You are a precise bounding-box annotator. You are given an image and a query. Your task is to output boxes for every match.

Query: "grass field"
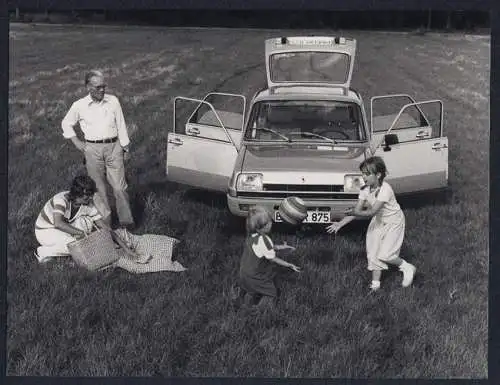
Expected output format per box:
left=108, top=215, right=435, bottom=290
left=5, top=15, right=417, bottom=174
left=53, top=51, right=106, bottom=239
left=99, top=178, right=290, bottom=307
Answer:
left=7, top=23, right=489, bottom=377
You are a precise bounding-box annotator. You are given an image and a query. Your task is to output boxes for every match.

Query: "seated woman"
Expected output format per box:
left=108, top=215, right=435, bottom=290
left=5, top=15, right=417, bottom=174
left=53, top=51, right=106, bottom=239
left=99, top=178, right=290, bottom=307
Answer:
left=34, top=175, right=108, bottom=263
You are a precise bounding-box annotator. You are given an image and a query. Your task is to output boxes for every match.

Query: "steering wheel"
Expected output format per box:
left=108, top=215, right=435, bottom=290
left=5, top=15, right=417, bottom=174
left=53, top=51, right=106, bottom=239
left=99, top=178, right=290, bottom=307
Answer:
left=314, top=127, right=351, bottom=140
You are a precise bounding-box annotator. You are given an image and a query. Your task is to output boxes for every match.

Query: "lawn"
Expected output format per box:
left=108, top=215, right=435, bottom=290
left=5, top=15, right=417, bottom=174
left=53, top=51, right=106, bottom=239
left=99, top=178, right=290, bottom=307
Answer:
left=7, top=23, right=489, bottom=377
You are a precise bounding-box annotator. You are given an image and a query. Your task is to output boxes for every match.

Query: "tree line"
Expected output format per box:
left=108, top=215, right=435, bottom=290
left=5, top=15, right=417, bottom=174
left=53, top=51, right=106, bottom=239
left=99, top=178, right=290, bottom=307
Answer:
left=10, top=9, right=490, bottom=31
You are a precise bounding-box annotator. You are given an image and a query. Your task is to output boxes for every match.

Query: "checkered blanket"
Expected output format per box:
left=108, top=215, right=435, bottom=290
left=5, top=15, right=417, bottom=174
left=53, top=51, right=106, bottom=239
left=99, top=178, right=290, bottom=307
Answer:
left=111, top=229, right=187, bottom=274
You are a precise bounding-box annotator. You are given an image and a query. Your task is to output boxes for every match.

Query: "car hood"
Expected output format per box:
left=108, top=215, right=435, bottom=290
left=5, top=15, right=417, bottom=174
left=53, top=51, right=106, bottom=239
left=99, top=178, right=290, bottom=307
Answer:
left=241, top=143, right=367, bottom=172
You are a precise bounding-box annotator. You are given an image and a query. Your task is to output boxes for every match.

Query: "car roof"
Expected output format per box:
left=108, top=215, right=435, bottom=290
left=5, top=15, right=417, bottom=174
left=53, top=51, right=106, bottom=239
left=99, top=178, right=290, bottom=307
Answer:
left=253, top=86, right=362, bottom=103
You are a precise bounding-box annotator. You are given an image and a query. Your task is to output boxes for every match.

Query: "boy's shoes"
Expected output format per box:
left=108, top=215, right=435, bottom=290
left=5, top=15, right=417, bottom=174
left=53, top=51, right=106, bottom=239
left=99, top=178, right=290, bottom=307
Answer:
left=400, top=262, right=417, bottom=287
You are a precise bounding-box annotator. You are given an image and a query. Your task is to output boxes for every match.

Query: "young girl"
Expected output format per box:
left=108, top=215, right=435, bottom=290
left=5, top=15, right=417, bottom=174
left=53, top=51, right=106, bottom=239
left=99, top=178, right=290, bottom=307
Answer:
left=326, top=156, right=416, bottom=291
left=235, top=206, right=301, bottom=308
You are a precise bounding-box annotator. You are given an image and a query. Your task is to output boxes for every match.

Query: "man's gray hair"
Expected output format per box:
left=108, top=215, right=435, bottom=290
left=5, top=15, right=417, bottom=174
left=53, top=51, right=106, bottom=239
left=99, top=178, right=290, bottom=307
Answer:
left=85, top=70, right=104, bottom=86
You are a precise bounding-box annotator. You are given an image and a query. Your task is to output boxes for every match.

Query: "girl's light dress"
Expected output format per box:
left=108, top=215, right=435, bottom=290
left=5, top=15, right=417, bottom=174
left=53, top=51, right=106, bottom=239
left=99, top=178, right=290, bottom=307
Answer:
left=359, top=181, right=405, bottom=271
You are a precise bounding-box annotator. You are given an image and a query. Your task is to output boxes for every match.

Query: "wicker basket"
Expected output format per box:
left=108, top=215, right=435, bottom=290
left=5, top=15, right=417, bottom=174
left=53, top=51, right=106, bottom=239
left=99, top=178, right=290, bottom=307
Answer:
left=67, top=225, right=121, bottom=271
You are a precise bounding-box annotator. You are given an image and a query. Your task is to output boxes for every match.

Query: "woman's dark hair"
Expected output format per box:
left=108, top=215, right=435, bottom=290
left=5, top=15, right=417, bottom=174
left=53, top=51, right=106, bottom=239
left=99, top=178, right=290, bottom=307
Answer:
left=359, top=156, right=387, bottom=183
left=68, top=175, right=97, bottom=202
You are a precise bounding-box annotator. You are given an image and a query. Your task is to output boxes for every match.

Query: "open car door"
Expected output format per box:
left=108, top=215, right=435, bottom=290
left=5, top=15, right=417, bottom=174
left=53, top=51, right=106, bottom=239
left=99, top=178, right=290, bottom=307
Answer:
left=185, top=92, right=246, bottom=146
left=166, top=96, right=241, bottom=192
left=370, top=94, right=434, bottom=145
left=265, top=36, right=356, bottom=91
left=371, top=100, right=448, bottom=194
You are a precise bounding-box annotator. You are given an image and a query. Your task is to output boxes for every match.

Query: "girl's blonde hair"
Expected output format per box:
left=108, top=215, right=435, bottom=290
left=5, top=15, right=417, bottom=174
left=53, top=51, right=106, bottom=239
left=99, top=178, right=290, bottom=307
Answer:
left=246, top=205, right=272, bottom=234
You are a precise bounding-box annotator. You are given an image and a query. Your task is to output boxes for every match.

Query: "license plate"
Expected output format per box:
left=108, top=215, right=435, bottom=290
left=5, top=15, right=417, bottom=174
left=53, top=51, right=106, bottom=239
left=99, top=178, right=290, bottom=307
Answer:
left=275, top=210, right=332, bottom=224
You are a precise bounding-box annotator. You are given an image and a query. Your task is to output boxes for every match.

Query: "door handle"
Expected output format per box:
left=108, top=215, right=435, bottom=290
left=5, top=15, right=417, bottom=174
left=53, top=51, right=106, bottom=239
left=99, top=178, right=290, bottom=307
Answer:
left=431, top=142, right=447, bottom=150
left=187, top=127, right=200, bottom=135
left=168, top=137, right=183, bottom=146
left=416, top=130, right=430, bottom=138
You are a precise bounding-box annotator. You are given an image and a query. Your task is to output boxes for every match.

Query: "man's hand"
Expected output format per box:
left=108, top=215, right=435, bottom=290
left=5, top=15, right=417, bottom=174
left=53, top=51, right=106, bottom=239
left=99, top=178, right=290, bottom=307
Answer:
left=72, top=139, right=87, bottom=152
left=70, top=136, right=86, bottom=152
left=123, top=147, right=130, bottom=161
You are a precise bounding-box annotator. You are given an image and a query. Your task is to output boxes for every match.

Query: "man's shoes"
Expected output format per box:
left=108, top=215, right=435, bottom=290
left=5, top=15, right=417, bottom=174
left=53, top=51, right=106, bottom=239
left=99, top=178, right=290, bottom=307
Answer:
left=120, top=223, right=136, bottom=232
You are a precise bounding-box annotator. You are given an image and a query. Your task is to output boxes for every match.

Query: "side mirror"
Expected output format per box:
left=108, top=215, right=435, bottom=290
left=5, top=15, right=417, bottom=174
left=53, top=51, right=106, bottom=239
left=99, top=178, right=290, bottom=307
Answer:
left=383, top=133, right=399, bottom=152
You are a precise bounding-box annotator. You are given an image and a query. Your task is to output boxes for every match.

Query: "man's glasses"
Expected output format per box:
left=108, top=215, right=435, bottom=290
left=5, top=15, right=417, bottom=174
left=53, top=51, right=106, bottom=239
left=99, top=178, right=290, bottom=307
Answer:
left=91, top=85, right=106, bottom=90
left=82, top=189, right=95, bottom=197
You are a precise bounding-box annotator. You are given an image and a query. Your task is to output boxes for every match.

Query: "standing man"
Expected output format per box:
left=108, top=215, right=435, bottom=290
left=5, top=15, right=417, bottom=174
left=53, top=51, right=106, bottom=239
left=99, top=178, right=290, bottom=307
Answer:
left=62, top=70, right=135, bottom=229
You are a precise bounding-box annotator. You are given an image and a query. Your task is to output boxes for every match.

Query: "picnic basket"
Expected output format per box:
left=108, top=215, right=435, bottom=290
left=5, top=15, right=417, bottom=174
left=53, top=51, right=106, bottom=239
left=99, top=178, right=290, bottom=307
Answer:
left=67, top=224, right=121, bottom=271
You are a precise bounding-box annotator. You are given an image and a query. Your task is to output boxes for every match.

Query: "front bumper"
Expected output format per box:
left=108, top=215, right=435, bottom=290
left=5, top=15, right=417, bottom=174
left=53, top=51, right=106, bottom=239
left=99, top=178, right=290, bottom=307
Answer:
left=227, top=194, right=358, bottom=220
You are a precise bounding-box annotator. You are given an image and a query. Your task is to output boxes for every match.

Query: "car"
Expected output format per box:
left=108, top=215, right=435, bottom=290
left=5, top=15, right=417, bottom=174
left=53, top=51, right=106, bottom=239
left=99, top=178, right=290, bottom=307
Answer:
left=166, top=36, right=449, bottom=224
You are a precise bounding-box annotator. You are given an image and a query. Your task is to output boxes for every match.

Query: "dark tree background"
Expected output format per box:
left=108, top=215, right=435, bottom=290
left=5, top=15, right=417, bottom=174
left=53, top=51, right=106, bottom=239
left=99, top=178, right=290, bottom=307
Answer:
left=7, top=0, right=491, bottom=31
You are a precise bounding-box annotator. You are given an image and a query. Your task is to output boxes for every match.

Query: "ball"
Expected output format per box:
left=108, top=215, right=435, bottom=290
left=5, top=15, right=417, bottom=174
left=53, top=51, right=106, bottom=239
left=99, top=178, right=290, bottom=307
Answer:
left=278, top=196, right=307, bottom=225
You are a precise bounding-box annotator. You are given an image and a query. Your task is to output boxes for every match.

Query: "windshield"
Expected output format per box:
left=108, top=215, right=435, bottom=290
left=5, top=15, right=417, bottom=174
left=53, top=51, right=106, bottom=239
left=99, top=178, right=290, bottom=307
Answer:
left=245, top=100, right=366, bottom=142
left=270, top=52, right=350, bottom=84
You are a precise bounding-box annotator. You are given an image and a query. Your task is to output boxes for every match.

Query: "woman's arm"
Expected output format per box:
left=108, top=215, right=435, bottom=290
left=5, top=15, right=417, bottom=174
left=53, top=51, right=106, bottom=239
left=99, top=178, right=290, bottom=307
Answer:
left=110, top=230, right=141, bottom=259
left=109, top=228, right=151, bottom=263
left=53, top=213, right=86, bottom=237
left=94, top=219, right=111, bottom=230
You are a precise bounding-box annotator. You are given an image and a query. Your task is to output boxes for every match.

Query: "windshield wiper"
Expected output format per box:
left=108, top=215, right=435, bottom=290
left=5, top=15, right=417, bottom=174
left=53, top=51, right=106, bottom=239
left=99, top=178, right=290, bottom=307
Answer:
left=255, top=127, right=291, bottom=142
left=288, top=131, right=337, bottom=144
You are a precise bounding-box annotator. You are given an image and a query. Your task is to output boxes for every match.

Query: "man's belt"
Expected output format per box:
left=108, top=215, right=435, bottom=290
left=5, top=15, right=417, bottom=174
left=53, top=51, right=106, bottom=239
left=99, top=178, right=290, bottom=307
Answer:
left=86, top=137, right=118, bottom=144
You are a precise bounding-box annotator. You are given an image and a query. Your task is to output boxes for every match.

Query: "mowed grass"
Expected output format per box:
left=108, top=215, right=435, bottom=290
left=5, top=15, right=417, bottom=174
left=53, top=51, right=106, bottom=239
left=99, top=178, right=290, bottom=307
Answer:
left=7, top=23, right=489, bottom=377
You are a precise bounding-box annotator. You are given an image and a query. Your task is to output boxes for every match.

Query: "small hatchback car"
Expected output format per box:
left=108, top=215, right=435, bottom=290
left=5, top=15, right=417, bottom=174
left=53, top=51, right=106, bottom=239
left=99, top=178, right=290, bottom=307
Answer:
left=166, top=36, right=449, bottom=224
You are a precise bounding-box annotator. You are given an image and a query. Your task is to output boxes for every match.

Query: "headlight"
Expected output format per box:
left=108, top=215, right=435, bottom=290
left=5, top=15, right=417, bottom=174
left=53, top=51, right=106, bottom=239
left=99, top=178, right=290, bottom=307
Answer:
left=344, top=174, right=364, bottom=193
left=236, top=173, right=263, bottom=191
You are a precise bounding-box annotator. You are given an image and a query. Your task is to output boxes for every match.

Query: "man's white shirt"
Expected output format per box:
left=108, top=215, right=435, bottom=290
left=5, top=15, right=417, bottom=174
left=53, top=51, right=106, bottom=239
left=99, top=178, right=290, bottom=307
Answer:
left=62, top=94, right=130, bottom=147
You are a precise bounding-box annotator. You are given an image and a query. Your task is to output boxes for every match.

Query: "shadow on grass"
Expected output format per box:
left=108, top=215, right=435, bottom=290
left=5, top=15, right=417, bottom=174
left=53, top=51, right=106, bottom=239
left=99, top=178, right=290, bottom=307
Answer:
left=181, top=188, right=228, bottom=210
left=398, top=188, right=453, bottom=210
left=273, top=219, right=369, bottom=237
left=306, top=248, right=338, bottom=266
left=128, top=180, right=183, bottom=228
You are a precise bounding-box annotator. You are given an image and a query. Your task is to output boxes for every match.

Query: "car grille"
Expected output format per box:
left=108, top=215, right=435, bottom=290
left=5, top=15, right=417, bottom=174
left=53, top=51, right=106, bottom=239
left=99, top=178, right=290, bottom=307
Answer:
left=263, top=184, right=344, bottom=192
left=238, top=184, right=357, bottom=199
left=238, top=192, right=357, bottom=199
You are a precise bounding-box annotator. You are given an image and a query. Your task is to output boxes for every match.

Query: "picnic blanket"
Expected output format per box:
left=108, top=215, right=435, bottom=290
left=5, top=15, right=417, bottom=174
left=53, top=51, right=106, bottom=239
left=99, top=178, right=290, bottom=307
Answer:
left=112, top=228, right=187, bottom=274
